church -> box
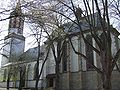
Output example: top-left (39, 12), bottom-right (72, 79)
top-left (0, 1), bottom-right (120, 90)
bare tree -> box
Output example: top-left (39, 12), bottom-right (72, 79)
top-left (5, 0), bottom-right (119, 90)
top-left (109, 0), bottom-right (120, 29)
top-left (45, 0), bottom-right (120, 90)
top-left (26, 9), bottom-right (67, 90)
top-left (27, 0), bottom-right (120, 90)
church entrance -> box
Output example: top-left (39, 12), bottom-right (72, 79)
top-left (46, 74), bottom-right (56, 88)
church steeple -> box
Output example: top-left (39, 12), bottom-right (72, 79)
top-left (8, 0), bottom-right (24, 35)
top-left (1, 0), bottom-right (25, 67)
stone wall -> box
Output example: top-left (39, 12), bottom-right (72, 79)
top-left (0, 71), bottom-right (119, 90)
top-left (60, 72), bottom-right (70, 90)
top-left (69, 72), bottom-right (82, 90)
top-left (82, 71), bottom-right (99, 90)
top-left (112, 71), bottom-right (120, 90)
top-left (60, 71), bottom-right (120, 90)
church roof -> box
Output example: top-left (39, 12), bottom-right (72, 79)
top-left (19, 45), bottom-right (45, 62)
top-left (63, 12), bottom-right (120, 37)
top-left (63, 12), bottom-right (101, 33)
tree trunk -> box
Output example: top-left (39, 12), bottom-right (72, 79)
top-left (35, 42), bottom-right (40, 90)
top-left (55, 62), bottom-right (60, 90)
top-left (7, 72), bottom-right (11, 90)
top-left (35, 78), bottom-right (39, 90)
top-left (18, 80), bottom-right (22, 90)
top-left (7, 76), bottom-right (10, 90)
top-left (102, 73), bottom-right (112, 90)
top-left (19, 68), bottom-right (22, 90)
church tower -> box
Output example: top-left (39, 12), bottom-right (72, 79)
top-left (1, 0), bottom-right (25, 67)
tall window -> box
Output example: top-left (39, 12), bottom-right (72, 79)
top-left (85, 35), bottom-right (94, 70)
top-left (62, 41), bottom-right (67, 72)
top-left (34, 63), bottom-right (37, 79)
top-left (3, 69), bottom-right (7, 81)
top-left (13, 17), bottom-right (17, 28)
top-left (27, 64), bottom-right (32, 80)
top-left (19, 65), bottom-right (26, 87)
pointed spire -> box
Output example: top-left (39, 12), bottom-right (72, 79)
top-left (15, 0), bottom-right (21, 15)
top-left (10, 0), bottom-right (22, 16)
top-left (16, 0), bottom-right (21, 8)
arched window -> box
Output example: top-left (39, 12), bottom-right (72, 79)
top-left (3, 69), bottom-right (7, 81)
top-left (27, 64), bottom-right (32, 80)
top-left (34, 63), bottom-right (37, 79)
top-left (19, 65), bottom-right (26, 87)
top-left (85, 35), bottom-right (94, 70)
top-left (13, 17), bottom-right (17, 28)
top-left (12, 67), bottom-right (18, 81)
